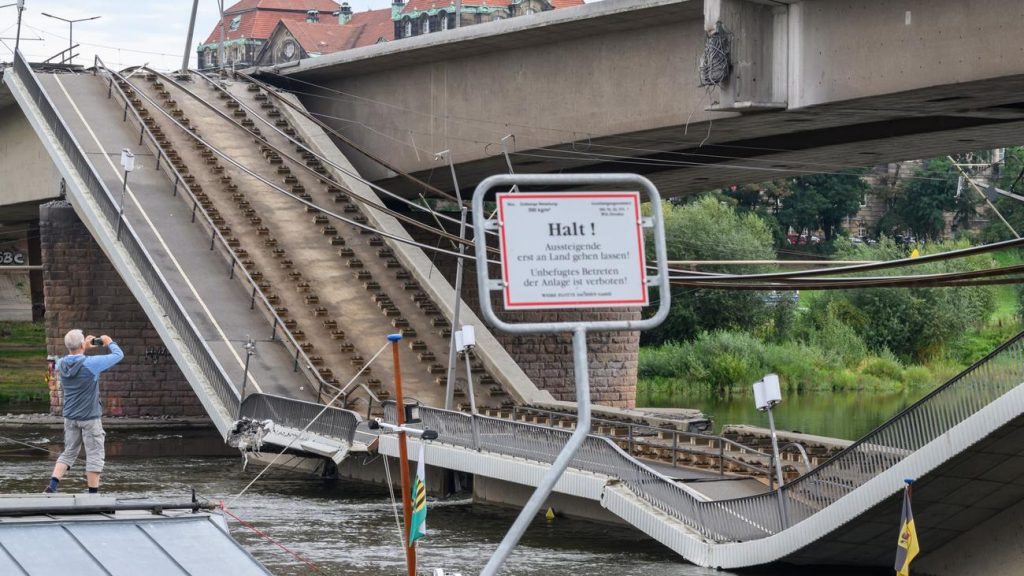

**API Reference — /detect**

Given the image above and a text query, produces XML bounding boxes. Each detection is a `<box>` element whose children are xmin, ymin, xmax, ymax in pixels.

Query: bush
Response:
<box><xmin>807</xmin><ymin>237</ymin><xmax>997</xmax><ymax>361</ymax></box>
<box><xmin>642</xmin><ymin>197</ymin><xmax>777</xmax><ymax>345</ymax></box>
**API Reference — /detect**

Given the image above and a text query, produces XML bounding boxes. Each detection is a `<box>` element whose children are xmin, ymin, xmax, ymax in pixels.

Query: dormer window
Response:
<box><xmin>403</xmin><ymin>17</ymin><xmax>412</xmax><ymax>37</ymax></box>
<box><xmin>229</xmin><ymin>15</ymin><xmax>241</xmax><ymax>31</ymax></box>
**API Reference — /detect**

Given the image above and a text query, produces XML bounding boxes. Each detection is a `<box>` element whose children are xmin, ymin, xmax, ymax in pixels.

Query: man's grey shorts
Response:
<box><xmin>57</xmin><ymin>418</ymin><xmax>105</xmax><ymax>473</ymax></box>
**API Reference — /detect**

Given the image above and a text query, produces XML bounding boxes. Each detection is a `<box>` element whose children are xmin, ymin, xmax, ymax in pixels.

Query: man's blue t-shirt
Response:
<box><xmin>58</xmin><ymin>342</ymin><xmax>124</xmax><ymax>421</ymax></box>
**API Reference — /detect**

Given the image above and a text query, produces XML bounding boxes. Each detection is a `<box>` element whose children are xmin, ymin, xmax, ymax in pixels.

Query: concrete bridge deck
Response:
<box><xmin>264</xmin><ymin>0</ymin><xmax>1024</xmax><ymax>199</ymax></box>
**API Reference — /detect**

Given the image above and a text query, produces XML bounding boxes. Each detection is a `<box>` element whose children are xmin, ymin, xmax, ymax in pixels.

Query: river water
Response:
<box><xmin>0</xmin><ymin>428</ymin><xmax>887</xmax><ymax>576</ymax></box>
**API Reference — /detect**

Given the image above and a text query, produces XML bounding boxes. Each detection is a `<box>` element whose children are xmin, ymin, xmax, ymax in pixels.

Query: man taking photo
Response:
<box><xmin>44</xmin><ymin>329</ymin><xmax>124</xmax><ymax>494</ymax></box>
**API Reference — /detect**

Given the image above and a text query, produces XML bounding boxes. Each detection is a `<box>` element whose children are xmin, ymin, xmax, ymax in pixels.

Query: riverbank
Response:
<box><xmin>0</xmin><ymin>321</ymin><xmax>47</xmax><ymax>404</ymax></box>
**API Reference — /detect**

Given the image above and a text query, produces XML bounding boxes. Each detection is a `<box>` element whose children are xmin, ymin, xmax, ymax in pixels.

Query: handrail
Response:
<box><xmin>92</xmin><ymin>57</ymin><xmax>347</xmax><ymax>406</ymax></box>
<box><xmin>507</xmin><ymin>404</ymin><xmax>771</xmax><ymax>476</ymax></box>
<box><xmin>193</xmin><ymin>69</ymin><xmax>485</xmax><ymax>238</ymax></box>
<box><xmin>384</xmin><ymin>329</ymin><xmax>1024</xmax><ymax>542</ymax></box>
<box><xmin>155</xmin><ymin>67</ymin><xmax>481</xmax><ymax>253</ymax></box>
<box><xmin>142</xmin><ymin>67</ymin><xmax>486</xmax><ymax>259</ymax></box>
<box><xmin>778</xmin><ymin>442</ymin><xmax>812</xmax><ymax>473</ymax></box>
<box><xmin>10</xmin><ymin>50</ymin><xmax>240</xmax><ymax>424</ymax></box>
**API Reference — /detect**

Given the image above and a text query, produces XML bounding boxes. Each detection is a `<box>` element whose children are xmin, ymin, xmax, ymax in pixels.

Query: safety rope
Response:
<box><xmin>220</xmin><ymin>503</ymin><xmax>321</xmax><ymax>573</ymax></box>
<box><xmin>381</xmin><ymin>453</ymin><xmax>408</xmax><ymax>551</ymax></box>
<box><xmin>227</xmin><ymin>341</ymin><xmax>390</xmax><ymax>508</ymax></box>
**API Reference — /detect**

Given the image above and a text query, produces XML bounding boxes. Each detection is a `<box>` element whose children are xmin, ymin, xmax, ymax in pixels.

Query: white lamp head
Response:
<box><xmin>454</xmin><ymin>330</ymin><xmax>464</xmax><ymax>352</ymax></box>
<box><xmin>120</xmin><ymin>148</ymin><xmax>135</xmax><ymax>172</ymax></box>
<box><xmin>762</xmin><ymin>373</ymin><xmax>781</xmax><ymax>406</ymax></box>
<box><xmin>461</xmin><ymin>325</ymin><xmax>476</xmax><ymax>349</ymax></box>
<box><xmin>753</xmin><ymin>379</ymin><xmax>767</xmax><ymax>411</ymax></box>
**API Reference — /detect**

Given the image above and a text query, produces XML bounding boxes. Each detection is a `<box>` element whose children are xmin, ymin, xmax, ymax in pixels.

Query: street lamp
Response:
<box><xmin>0</xmin><ymin>1</ymin><xmax>25</xmax><ymax>53</ymax></box>
<box><xmin>753</xmin><ymin>373</ymin><xmax>788</xmax><ymax>528</ymax></box>
<box><xmin>753</xmin><ymin>373</ymin><xmax>784</xmax><ymax>487</ymax></box>
<box><xmin>40</xmin><ymin>12</ymin><xmax>100</xmax><ymax>65</ymax></box>
<box><xmin>115</xmin><ymin>148</ymin><xmax>134</xmax><ymax>240</ymax></box>
<box><xmin>455</xmin><ymin>325</ymin><xmax>481</xmax><ymax>449</ymax></box>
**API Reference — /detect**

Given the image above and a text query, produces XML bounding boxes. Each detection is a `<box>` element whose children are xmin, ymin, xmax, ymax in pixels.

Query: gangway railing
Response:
<box><xmin>8</xmin><ymin>50</ymin><xmax>241</xmax><ymax>425</ymax></box>
<box><xmin>386</xmin><ymin>329</ymin><xmax>1024</xmax><ymax>542</ymax></box>
<box><xmin>505</xmin><ymin>405</ymin><xmax>770</xmax><ymax>477</ymax></box>
<box><xmin>89</xmin><ymin>56</ymin><xmax>350</xmax><ymax>407</ymax></box>
<box><xmin>240</xmin><ymin>394</ymin><xmax>359</xmax><ymax>446</ymax></box>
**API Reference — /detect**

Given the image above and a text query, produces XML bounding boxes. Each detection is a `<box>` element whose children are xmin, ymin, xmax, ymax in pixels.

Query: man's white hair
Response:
<box><xmin>64</xmin><ymin>329</ymin><xmax>85</xmax><ymax>352</ymax></box>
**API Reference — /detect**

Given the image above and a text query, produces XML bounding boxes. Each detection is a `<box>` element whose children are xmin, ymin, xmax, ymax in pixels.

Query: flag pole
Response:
<box><xmin>389</xmin><ymin>333</ymin><xmax>416</xmax><ymax>576</ymax></box>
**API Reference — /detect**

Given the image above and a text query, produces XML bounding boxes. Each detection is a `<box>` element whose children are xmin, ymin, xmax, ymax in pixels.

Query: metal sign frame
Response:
<box><xmin>471</xmin><ymin>173</ymin><xmax>670</xmax><ymax>576</ymax></box>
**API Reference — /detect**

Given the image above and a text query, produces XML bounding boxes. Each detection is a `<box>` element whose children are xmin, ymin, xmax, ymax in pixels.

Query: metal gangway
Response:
<box><xmin>4</xmin><ymin>50</ymin><xmax>360</xmax><ymax>462</ymax></box>
<box><xmin>377</xmin><ymin>312</ymin><xmax>1024</xmax><ymax>569</ymax></box>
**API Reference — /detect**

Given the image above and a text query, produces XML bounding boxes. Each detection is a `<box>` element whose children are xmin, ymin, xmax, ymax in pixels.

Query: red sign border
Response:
<box><xmin>497</xmin><ymin>192</ymin><xmax>649</xmax><ymax>309</ymax></box>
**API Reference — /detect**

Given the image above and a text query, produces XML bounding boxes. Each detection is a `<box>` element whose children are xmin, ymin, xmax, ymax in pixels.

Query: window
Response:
<box><xmin>403</xmin><ymin>18</ymin><xmax>412</xmax><ymax>38</ymax></box>
<box><xmin>421</xmin><ymin>14</ymin><xmax>430</xmax><ymax>33</ymax></box>
<box><xmin>440</xmin><ymin>11</ymin><xmax>448</xmax><ymax>30</ymax></box>
<box><xmin>229</xmin><ymin>15</ymin><xmax>241</xmax><ymax>31</ymax></box>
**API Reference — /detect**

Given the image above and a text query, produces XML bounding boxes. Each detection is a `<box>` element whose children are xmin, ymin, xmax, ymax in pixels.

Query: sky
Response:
<box><xmin>0</xmin><ymin>0</ymin><xmax>393</xmax><ymax>70</ymax></box>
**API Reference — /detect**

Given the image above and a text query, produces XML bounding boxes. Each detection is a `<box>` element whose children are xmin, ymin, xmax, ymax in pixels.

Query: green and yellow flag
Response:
<box><xmin>410</xmin><ymin>443</ymin><xmax>427</xmax><ymax>546</ymax></box>
<box><xmin>895</xmin><ymin>480</ymin><xmax>919</xmax><ymax>576</ymax></box>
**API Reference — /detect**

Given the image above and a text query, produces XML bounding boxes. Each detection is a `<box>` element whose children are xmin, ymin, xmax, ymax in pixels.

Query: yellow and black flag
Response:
<box><xmin>895</xmin><ymin>479</ymin><xmax>919</xmax><ymax>576</ymax></box>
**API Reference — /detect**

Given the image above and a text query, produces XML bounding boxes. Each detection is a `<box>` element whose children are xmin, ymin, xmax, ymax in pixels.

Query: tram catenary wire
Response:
<box><xmin>238</xmin><ymin>71</ymin><xmax>461</xmax><ymax>203</ymax></box>
<box><xmin>199</xmin><ymin>69</ymin><xmax>473</xmax><ymax>230</ymax></box>
<box><xmin>140</xmin><ymin>67</ymin><xmax>493</xmax><ymax>256</ymax></box>
<box><xmin>112</xmin><ymin>66</ymin><xmax>499</xmax><ymax>264</ymax></box>
<box><xmin>253</xmin><ymin>70</ymin><xmax>964</xmax><ymax>184</ymax></box>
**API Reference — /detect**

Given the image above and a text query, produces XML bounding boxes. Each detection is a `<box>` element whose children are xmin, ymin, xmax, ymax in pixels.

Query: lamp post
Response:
<box><xmin>40</xmin><ymin>12</ymin><xmax>99</xmax><ymax>65</ymax></box>
<box><xmin>115</xmin><ymin>148</ymin><xmax>135</xmax><ymax>240</ymax></box>
<box><xmin>455</xmin><ymin>325</ymin><xmax>481</xmax><ymax>449</ymax></box>
<box><xmin>753</xmin><ymin>373</ymin><xmax>788</xmax><ymax>528</ymax></box>
<box><xmin>238</xmin><ymin>336</ymin><xmax>255</xmax><ymax>417</ymax></box>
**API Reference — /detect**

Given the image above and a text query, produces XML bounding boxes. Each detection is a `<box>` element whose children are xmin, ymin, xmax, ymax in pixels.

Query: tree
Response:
<box><xmin>810</xmin><ymin>237</ymin><xmax>996</xmax><ymax>361</ymax></box>
<box><xmin>643</xmin><ymin>196</ymin><xmax>777</xmax><ymax>345</ymax></box>
<box><xmin>776</xmin><ymin>171</ymin><xmax>868</xmax><ymax>241</ymax></box>
<box><xmin>880</xmin><ymin>158</ymin><xmax>959</xmax><ymax>241</ymax></box>
<box><xmin>981</xmin><ymin>147</ymin><xmax>1024</xmax><ymax>242</ymax></box>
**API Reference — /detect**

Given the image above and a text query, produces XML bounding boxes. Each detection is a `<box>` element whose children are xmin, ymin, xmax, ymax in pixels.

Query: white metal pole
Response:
<box><xmin>766</xmin><ymin>405</ymin><xmax>788</xmax><ymax>528</ymax></box>
<box><xmin>181</xmin><ymin>0</ymin><xmax>200</xmax><ymax>75</ymax></box>
<box><xmin>480</xmin><ymin>326</ymin><xmax>592</xmax><ymax>576</ymax></box>
<box><xmin>445</xmin><ymin>207</ymin><xmax>467</xmax><ymax>410</ymax></box>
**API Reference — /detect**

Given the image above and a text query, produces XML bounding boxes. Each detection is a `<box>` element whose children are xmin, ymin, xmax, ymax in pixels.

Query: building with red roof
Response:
<box><xmin>230</xmin><ymin>0</ymin><xmax>586</xmax><ymax>70</ymax></box>
<box><xmin>197</xmin><ymin>0</ymin><xmax>341</xmax><ymax>69</ymax></box>
<box><xmin>254</xmin><ymin>5</ymin><xmax>394</xmax><ymax>67</ymax></box>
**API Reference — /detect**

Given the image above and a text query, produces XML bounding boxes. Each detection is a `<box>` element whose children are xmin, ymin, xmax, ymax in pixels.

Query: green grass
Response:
<box><xmin>0</xmin><ymin>321</ymin><xmax>48</xmax><ymax>403</ymax></box>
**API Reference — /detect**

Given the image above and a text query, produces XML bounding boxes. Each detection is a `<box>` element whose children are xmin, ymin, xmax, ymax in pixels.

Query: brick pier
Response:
<box><xmin>39</xmin><ymin>203</ymin><xmax>206</xmax><ymax>419</ymax></box>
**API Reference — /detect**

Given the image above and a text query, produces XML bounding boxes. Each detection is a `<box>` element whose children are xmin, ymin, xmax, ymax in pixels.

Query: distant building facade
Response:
<box><xmin>196</xmin><ymin>0</ymin><xmax>343</xmax><ymax>70</ymax></box>
<box><xmin>391</xmin><ymin>0</ymin><xmax>583</xmax><ymax>39</ymax></box>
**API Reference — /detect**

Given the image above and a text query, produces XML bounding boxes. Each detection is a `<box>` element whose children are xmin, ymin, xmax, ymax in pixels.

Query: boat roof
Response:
<box><xmin>0</xmin><ymin>495</ymin><xmax>271</xmax><ymax>575</ymax></box>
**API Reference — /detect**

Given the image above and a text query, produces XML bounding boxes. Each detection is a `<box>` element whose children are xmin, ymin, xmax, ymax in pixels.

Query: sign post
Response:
<box><xmin>474</xmin><ymin>174</ymin><xmax>670</xmax><ymax>576</ymax></box>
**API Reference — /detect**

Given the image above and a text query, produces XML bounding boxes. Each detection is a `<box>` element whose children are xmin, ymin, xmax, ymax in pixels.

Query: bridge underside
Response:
<box><xmin>266</xmin><ymin>0</ymin><xmax>1024</xmax><ymax>199</ymax></box>
<box><xmin>381</xmin><ymin>72</ymin><xmax>1024</xmax><ymax>199</ymax></box>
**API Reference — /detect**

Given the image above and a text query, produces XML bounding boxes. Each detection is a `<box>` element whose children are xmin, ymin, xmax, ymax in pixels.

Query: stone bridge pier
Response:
<box><xmin>40</xmin><ymin>203</ymin><xmax>205</xmax><ymax>419</ymax></box>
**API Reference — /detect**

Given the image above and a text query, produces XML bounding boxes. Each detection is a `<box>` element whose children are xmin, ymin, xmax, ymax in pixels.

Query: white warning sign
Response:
<box><xmin>497</xmin><ymin>192</ymin><xmax>649</xmax><ymax>309</ymax></box>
